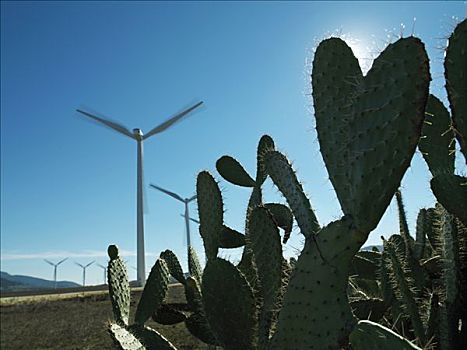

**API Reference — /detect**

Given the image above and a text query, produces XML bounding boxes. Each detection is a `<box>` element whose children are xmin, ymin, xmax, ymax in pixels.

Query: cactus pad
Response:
<box><xmin>127</xmin><ymin>325</ymin><xmax>177</xmax><ymax>350</ymax></box>
<box><xmin>160</xmin><ymin>250</ymin><xmax>185</xmax><ymax>285</ymax></box>
<box><xmin>264</xmin><ymin>150</ymin><xmax>320</xmax><ymax>238</ymax></box>
<box><xmin>187</xmin><ymin>246</ymin><xmax>202</xmax><ymax>282</ymax></box>
<box><xmin>271</xmin><ymin>217</ymin><xmax>364</xmax><ymax>349</ymax></box>
<box><xmin>108</xmin><ymin>323</ymin><xmax>144</xmax><ymax>350</ymax></box>
<box><xmin>445</xmin><ymin>19</ymin><xmax>467</xmax><ymax>161</ymax></box>
<box><xmin>108</xmin><ymin>246</ymin><xmax>131</xmax><ymax>326</ymax></box>
<box><xmin>197</xmin><ymin>171</ymin><xmax>223</xmax><ymax>260</ymax></box>
<box><xmin>256</xmin><ymin>134</ymin><xmax>275</xmax><ymax>185</ymax></box>
<box><xmin>219</xmin><ymin>225</ymin><xmax>246</xmax><ymax>248</ymax></box>
<box><xmin>419</xmin><ymin>95</ymin><xmax>456</xmax><ymax>175</ymax></box>
<box><xmin>312</xmin><ymin>36</ymin><xmax>430</xmax><ymax>233</ymax></box>
<box><xmin>431</xmin><ymin>174</ymin><xmax>467</xmax><ymax>226</ymax></box>
<box><xmin>216</xmin><ymin>156</ymin><xmax>256</xmax><ymax>187</ymax></box>
<box><xmin>152</xmin><ymin>304</ymin><xmax>187</xmax><ymax>325</ymax></box>
<box><xmin>134</xmin><ymin>259</ymin><xmax>170</xmax><ymax>325</ymax></box>
<box><xmin>202</xmin><ymin>258</ymin><xmax>258</xmax><ymax>350</ymax></box>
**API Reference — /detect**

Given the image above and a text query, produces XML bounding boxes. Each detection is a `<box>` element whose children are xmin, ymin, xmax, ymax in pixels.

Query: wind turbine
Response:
<box><xmin>150</xmin><ymin>184</ymin><xmax>196</xmax><ymax>259</ymax></box>
<box><xmin>75</xmin><ymin>261</ymin><xmax>95</xmax><ymax>286</ymax></box>
<box><xmin>44</xmin><ymin>258</ymin><xmax>68</xmax><ymax>289</ymax></box>
<box><xmin>77</xmin><ymin>101</ymin><xmax>203</xmax><ymax>286</ymax></box>
<box><xmin>97</xmin><ymin>263</ymin><xmax>107</xmax><ymax>285</ymax></box>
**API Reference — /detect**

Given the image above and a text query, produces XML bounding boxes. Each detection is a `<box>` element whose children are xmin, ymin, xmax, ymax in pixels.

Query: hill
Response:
<box><xmin>0</xmin><ymin>271</ymin><xmax>80</xmax><ymax>292</ymax></box>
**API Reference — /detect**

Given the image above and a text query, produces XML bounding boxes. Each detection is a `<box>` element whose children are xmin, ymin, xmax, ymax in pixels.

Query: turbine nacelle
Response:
<box><xmin>133</xmin><ymin>128</ymin><xmax>144</xmax><ymax>140</ymax></box>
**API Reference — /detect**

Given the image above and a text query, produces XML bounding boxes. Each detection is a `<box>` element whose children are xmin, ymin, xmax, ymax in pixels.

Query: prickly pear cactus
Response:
<box><xmin>312</xmin><ymin>36</ymin><xmax>430</xmax><ymax>233</ymax></box>
<box><xmin>268</xmin><ymin>34</ymin><xmax>429</xmax><ymax>349</ymax></box>
<box><xmin>106</xmin><ymin>245</ymin><xmax>177</xmax><ymax>350</ymax></box>
<box><xmin>107</xmin><ymin>245</ymin><xmax>131</xmax><ymax>326</ymax></box>
<box><xmin>445</xmin><ymin>18</ymin><xmax>467</xmax><ymax>161</ymax></box>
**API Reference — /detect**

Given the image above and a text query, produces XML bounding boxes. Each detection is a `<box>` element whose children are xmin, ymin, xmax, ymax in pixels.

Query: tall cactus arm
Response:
<box><xmin>107</xmin><ymin>245</ymin><xmax>131</xmax><ymax>326</ymax></box>
<box><xmin>445</xmin><ymin>19</ymin><xmax>467</xmax><ymax>162</ymax></box>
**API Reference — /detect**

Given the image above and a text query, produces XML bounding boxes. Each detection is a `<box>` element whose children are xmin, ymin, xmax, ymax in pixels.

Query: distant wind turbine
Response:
<box><xmin>97</xmin><ymin>263</ymin><xmax>107</xmax><ymax>285</ymax></box>
<box><xmin>150</xmin><ymin>184</ymin><xmax>196</xmax><ymax>258</ymax></box>
<box><xmin>44</xmin><ymin>258</ymin><xmax>68</xmax><ymax>289</ymax></box>
<box><xmin>77</xmin><ymin>101</ymin><xmax>203</xmax><ymax>286</ymax></box>
<box><xmin>75</xmin><ymin>261</ymin><xmax>95</xmax><ymax>286</ymax></box>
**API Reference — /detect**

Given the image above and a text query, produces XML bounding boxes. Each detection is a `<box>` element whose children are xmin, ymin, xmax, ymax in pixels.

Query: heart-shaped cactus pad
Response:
<box><xmin>312</xmin><ymin>37</ymin><xmax>430</xmax><ymax>233</ymax></box>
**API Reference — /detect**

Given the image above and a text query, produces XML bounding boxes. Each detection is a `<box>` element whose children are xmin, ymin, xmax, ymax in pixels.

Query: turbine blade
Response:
<box><xmin>181</xmin><ymin>214</ymin><xmax>200</xmax><ymax>224</ymax></box>
<box><xmin>76</xmin><ymin>108</ymin><xmax>135</xmax><ymax>139</ymax></box>
<box><xmin>75</xmin><ymin>262</ymin><xmax>84</xmax><ymax>268</ymax></box>
<box><xmin>57</xmin><ymin>257</ymin><xmax>68</xmax><ymax>266</ymax></box>
<box><xmin>142</xmin><ymin>101</ymin><xmax>203</xmax><ymax>139</ymax></box>
<box><xmin>85</xmin><ymin>261</ymin><xmax>95</xmax><ymax>268</ymax></box>
<box><xmin>187</xmin><ymin>194</ymin><xmax>197</xmax><ymax>202</ymax></box>
<box><xmin>44</xmin><ymin>259</ymin><xmax>54</xmax><ymax>266</ymax></box>
<box><xmin>149</xmin><ymin>184</ymin><xmax>184</xmax><ymax>202</ymax></box>
<box><xmin>189</xmin><ymin>217</ymin><xmax>200</xmax><ymax>224</ymax></box>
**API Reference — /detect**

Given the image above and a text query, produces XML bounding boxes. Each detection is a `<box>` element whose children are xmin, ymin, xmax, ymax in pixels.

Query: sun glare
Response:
<box><xmin>344</xmin><ymin>35</ymin><xmax>374</xmax><ymax>75</ymax></box>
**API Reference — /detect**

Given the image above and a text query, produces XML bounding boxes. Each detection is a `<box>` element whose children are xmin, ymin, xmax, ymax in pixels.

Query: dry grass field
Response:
<box><xmin>0</xmin><ymin>284</ymin><xmax>206</xmax><ymax>350</ymax></box>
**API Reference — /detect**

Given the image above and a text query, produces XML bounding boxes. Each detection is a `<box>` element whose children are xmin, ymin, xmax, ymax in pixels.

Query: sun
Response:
<box><xmin>343</xmin><ymin>35</ymin><xmax>374</xmax><ymax>75</ymax></box>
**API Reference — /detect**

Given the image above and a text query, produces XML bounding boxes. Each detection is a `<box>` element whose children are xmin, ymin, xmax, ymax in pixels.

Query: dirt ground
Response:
<box><xmin>0</xmin><ymin>284</ymin><xmax>206</xmax><ymax>350</ymax></box>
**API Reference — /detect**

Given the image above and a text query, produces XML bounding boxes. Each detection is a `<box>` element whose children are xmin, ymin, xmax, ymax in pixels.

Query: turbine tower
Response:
<box><xmin>77</xmin><ymin>101</ymin><xmax>203</xmax><ymax>286</ymax></box>
<box><xmin>44</xmin><ymin>258</ymin><xmax>68</xmax><ymax>289</ymax></box>
<box><xmin>97</xmin><ymin>263</ymin><xmax>107</xmax><ymax>285</ymax></box>
<box><xmin>75</xmin><ymin>261</ymin><xmax>95</xmax><ymax>286</ymax></box>
<box><xmin>150</xmin><ymin>184</ymin><xmax>197</xmax><ymax>259</ymax></box>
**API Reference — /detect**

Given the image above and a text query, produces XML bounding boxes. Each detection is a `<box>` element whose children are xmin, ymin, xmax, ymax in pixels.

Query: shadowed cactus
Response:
<box><xmin>106</xmin><ymin>246</ymin><xmax>176</xmax><ymax>350</ymax></box>
<box><xmin>103</xmin><ymin>21</ymin><xmax>467</xmax><ymax>350</ymax></box>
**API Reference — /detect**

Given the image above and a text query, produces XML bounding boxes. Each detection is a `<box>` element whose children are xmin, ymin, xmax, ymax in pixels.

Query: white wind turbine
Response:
<box><xmin>77</xmin><ymin>101</ymin><xmax>203</xmax><ymax>286</ymax></box>
<box><xmin>44</xmin><ymin>258</ymin><xmax>68</xmax><ymax>289</ymax></box>
<box><xmin>75</xmin><ymin>261</ymin><xmax>95</xmax><ymax>286</ymax></box>
<box><xmin>150</xmin><ymin>184</ymin><xmax>197</xmax><ymax>259</ymax></box>
<box><xmin>96</xmin><ymin>263</ymin><xmax>107</xmax><ymax>285</ymax></box>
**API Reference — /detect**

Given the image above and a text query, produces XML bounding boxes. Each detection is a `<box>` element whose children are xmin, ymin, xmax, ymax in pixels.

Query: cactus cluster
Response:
<box><xmin>105</xmin><ymin>18</ymin><xmax>466</xmax><ymax>350</ymax></box>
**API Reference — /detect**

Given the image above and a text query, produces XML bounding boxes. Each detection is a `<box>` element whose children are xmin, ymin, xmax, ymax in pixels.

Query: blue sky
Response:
<box><xmin>1</xmin><ymin>1</ymin><xmax>465</xmax><ymax>286</ymax></box>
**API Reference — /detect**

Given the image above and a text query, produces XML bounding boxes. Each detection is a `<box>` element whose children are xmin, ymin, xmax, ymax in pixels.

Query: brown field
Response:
<box><xmin>0</xmin><ymin>284</ymin><xmax>206</xmax><ymax>350</ymax></box>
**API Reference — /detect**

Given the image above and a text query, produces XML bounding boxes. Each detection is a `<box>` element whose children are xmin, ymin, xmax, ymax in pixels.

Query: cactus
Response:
<box><xmin>266</xmin><ymin>34</ymin><xmax>430</xmax><ymax>349</ymax></box>
<box><xmin>311</xmin><ymin>36</ymin><xmax>429</xmax><ymax>234</ymax></box>
<box><xmin>419</xmin><ymin>19</ymin><xmax>467</xmax><ymax>226</ymax></box>
<box><xmin>108</xmin><ymin>245</ymin><xmax>131</xmax><ymax>326</ymax></box>
<box><xmin>106</xmin><ymin>246</ymin><xmax>177</xmax><ymax>350</ymax></box>
<box><xmin>202</xmin><ymin>258</ymin><xmax>258</xmax><ymax>350</ymax></box>
<box><xmin>187</xmin><ymin>245</ymin><xmax>202</xmax><ymax>282</ymax></box>
<box><xmin>134</xmin><ymin>259</ymin><xmax>170</xmax><ymax>325</ymax></box>
<box><xmin>103</xmin><ymin>22</ymin><xmax>467</xmax><ymax>350</ymax></box>
<box><xmin>445</xmin><ymin>19</ymin><xmax>467</xmax><ymax>161</ymax></box>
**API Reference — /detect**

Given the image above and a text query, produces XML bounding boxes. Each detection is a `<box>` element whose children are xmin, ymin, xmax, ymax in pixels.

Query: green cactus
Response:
<box><xmin>312</xmin><ymin>36</ymin><xmax>429</xmax><ymax>234</ymax></box>
<box><xmin>419</xmin><ymin>94</ymin><xmax>456</xmax><ymax>175</ymax></box>
<box><xmin>134</xmin><ymin>259</ymin><xmax>170</xmax><ymax>325</ymax></box>
<box><xmin>102</xmin><ymin>22</ymin><xmax>467</xmax><ymax>350</ymax></box>
<box><xmin>108</xmin><ymin>323</ymin><xmax>144</xmax><ymax>350</ymax></box>
<box><xmin>106</xmin><ymin>246</ymin><xmax>177</xmax><ymax>350</ymax></box>
<box><xmin>419</xmin><ymin>20</ymin><xmax>467</xmax><ymax>227</ymax></box>
<box><xmin>107</xmin><ymin>245</ymin><xmax>131</xmax><ymax>326</ymax></box>
<box><xmin>160</xmin><ymin>250</ymin><xmax>185</xmax><ymax>285</ymax></box>
<box><xmin>196</xmin><ymin>171</ymin><xmax>223</xmax><ymax>261</ymax></box>
<box><xmin>202</xmin><ymin>258</ymin><xmax>258</xmax><ymax>350</ymax></box>
<box><xmin>188</xmin><ymin>245</ymin><xmax>202</xmax><ymax>282</ymax></box>
<box><xmin>445</xmin><ymin>18</ymin><xmax>467</xmax><ymax>161</ymax></box>
<box><xmin>249</xmin><ymin>206</ymin><xmax>283</xmax><ymax>347</ymax></box>
<box><xmin>384</xmin><ymin>238</ymin><xmax>426</xmax><ymax>346</ymax></box>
